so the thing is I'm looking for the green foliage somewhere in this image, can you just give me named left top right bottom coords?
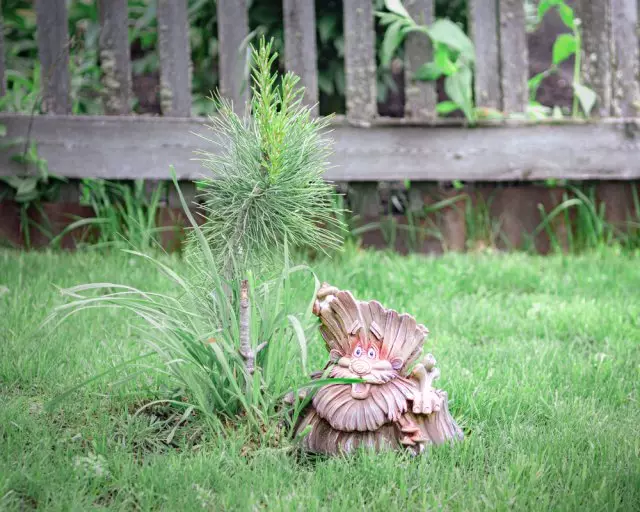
left=191, top=38, right=344, bottom=278
left=377, top=0, right=478, bottom=123
left=528, top=0, right=597, bottom=118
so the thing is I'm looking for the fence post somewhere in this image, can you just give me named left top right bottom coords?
left=498, top=0, right=528, bottom=113
left=35, top=0, right=70, bottom=114
left=343, top=0, right=377, bottom=124
left=283, top=0, right=319, bottom=116
left=611, top=0, right=640, bottom=117
left=217, top=0, right=250, bottom=115
left=404, top=0, right=436, bottom=119
left=469, top=0, right=502, bottom=110
left=98, top=0, right=132, bottom=115
left=157, top=0, right=192, bottom=117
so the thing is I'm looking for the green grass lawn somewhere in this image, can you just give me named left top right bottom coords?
left=1, top=247, right=639, bottom=511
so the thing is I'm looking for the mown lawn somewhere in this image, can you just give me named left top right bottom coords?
left=1, top=247, right=639, bottom=511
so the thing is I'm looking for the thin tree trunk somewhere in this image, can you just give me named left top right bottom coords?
left=238, top=279, right=254, bottom=375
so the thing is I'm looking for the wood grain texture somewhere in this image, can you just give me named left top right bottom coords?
left=98, top=0, right=132, bottom=115
left=0, top=9, right=5, bottom=97
left=283, top=0, right=319, bottom=116
left=610, top=0, right=640, bottom=117
left=576, top=1, right=612, bottom=117
left=498, top=0, right=528, bottom=113
left=403, top=0, right=436, bottom=119
left=217, top=0, right=249, bottom=115
left=343, top=0, right=377, bottom=124
left=1, top=114, right=639, bottom=181
left=157, top=0, right=191, bottom=117
left=35, top=0, right=70, bottom=114
left=469, top=0, right=501, bottom=110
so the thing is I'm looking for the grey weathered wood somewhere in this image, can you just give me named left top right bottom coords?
left=157, top=0, right=191, bottom=117
left=1, top=114, right=639, bottom=182
left=576, top=1, right=612, bottom=117
left=610, top=0, right=640, bottom=117
left=35, top=0, right=70, bottom=114
left=283, top=0, right=319, bottom=116
left=0, top=9, right=6, bottom=97
left=98, top=0, right=132, bottom=115
left=469, top=0, right=501, bottom=110
left=403, top=0, right=436, bottom=119
left=348, top=182, right=380, bottom=217
left=343, top=0, right=377, bottom=124
left=217, top=0, right=250, bottom=115
left=498, top=0, right=528, bottom=113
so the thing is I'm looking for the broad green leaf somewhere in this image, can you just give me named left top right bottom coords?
left=444, top=64, right=475, bottom=122
left=434, top=44, right=457, bottom=76
left=552, top=106, right=564, bottom=119
left=573, top=83, right=597, bottom=116
left=384, top=0, right=410, bottom=19
left=436, top=101, right=460, bottom=115
left=317, top=15, right=336, bottom=44
left=428, top=19, right=475, bottom=63
left=317, top=73, right=334, bottom=95
left=538, top=0, right=561, bottom=20
left=0, top=124, right=6, bottom=137
left=381, top=19, right=405, bottom=67
left=414, top=62, right=442, bottom=81
left=557, top=4, right=575, bottom=29
left=552, top=34, right=576, bottom=65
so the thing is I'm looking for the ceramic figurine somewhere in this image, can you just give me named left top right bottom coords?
left=293, top=283, right=464, bottom=455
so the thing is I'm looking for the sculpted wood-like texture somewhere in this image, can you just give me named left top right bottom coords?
left=293, top=283, right=464, bottom=455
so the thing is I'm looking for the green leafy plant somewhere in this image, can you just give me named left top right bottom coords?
left=528, top=0, right=597, bottom=118
left=377, top=0, right=478, bottom=123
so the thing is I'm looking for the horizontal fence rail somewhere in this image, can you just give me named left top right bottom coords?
left=0, top=0, right=638, bottom=181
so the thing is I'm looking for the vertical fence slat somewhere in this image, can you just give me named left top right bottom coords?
left=157, top=0, right=191, bottom=117
left=403, top=0, right=436, bottom=119
left=283, top=0, right=319, bottom=116
left=343, top=0, right=377, bottom=124
left=469, top=0, right=501, bottom=110
left=0, top=9, right=5, bottom=97
left=611, top=0, right=640, bottom=117
left=576, top=1, right=612, bottom=117
left=35, top=0, right=70, bottom=114
left=498, top=0, right=528, bottom=113
left=98, top=0, right=132, bottom=115
left=217, top=0, right=249, bottom=115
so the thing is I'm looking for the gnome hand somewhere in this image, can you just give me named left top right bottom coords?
left=410, top=354, right=443, bottom=415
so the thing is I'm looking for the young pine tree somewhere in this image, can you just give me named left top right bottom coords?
left=188, top=37, right=344, bottom=279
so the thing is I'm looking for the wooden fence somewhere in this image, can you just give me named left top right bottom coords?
left=0, top=0, right=639, bottom=252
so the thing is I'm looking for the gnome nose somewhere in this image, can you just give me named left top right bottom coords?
left=351, top=359, right=371, bottom=375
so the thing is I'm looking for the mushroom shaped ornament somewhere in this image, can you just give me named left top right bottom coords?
left=294, top=283, right=464, bottom=455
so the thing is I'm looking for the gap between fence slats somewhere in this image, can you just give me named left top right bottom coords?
left=403, top=0, right=436, bottom=119
left=98, top=0, right=132, bottom=115
left=217, top=0, right=249, bottom=115
left=157, top=0, right=191, bottom=117
left=498, top=0, right=528, bottom=113
left=610, top=0, right=640, bottom=117
left=343, top=0, right=377, bottom=124
left=469, top=0, right=501, bottom=110
left=576, top=1, right=612, bottom=117
left=283, top=0, right=319, bottom=117
left=35, top=0, right=70, bottom=114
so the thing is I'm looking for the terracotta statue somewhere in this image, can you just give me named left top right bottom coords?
left=292, top=283, right=464, bottom=455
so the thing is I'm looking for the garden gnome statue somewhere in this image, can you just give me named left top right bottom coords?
left=294, top=283, right=464, bottom=455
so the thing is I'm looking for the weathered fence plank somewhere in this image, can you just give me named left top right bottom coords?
left=1, top=114, right=639, bottom=181
left=469, top=0, right=501, bottom=110
left=576, top=1, right=612, bottom=117
left=98, top=0, right=132, bottom=115
left=498, top=0, right=528, bottom=113
left=343, top=0, right=377, bottom=124
left=283, top=0, right=319, bottom=116
left=157, top=0, right=191, bottom=117
left=217, top=0, right=249, bottom=114
left=35, top=0, right=70, bottom=114
left=403, top=0, right=436, bottom=119
left=610, top=0, right=640, bottom=117
left=0, top=9, right=5, bottom=97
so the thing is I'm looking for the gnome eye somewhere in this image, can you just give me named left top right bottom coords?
left=367, top=347, right=376, bottom=359
left=353, top=346, right=363, bottom=357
